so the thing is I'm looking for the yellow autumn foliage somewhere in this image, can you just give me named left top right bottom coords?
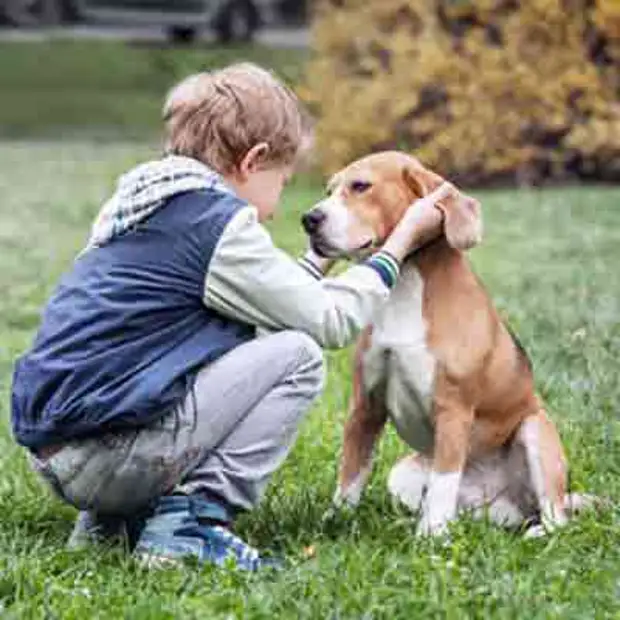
left=305, top=0, right=620, bottom=184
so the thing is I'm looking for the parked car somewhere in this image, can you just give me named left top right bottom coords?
left=1, top=0, right=69, bottom=25
left=0, top=0, right=281, bottom=43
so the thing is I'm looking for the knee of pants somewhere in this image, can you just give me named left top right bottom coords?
left=276, top=330, right=325, bottom=393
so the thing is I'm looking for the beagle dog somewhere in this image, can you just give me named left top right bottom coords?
left=305, top=151, right=595, bottom=538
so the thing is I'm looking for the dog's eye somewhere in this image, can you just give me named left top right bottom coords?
left=350, top=180, right=372, bottom=193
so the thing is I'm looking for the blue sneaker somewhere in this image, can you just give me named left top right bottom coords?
left=134, top=495, right=279, bottom=572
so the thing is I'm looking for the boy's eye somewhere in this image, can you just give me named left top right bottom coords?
left=350, top=180, right=372, bottom=193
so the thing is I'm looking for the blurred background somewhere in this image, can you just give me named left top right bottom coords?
left=0, top=0, right=308, bottom=43
left=0, top=8, right=618, bottom=615
left=0, top=0, right=310, bottom=144
left=0, top=0, right=618, bottom=183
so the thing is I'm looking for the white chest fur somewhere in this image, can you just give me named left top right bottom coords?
left=361, top=266, right=436, bottom=453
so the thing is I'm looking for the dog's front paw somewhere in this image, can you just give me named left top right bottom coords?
left=321, top=504, right=340, bottom=524
left=332, top=484, right=364, bottom=510
left=321, top=498, right=359, bottom=529
left=523, top=524, right=548, bottom=539
left=415, top=514, right=452, bottom=540
left=322, top=488, right=358, bottom=523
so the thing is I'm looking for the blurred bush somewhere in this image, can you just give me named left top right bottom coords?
left=304, top=0, right=620, bottom=185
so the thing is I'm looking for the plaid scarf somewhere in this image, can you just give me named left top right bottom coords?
left=87, top=155, right=233, bottom=249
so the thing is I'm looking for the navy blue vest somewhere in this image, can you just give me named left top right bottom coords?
left=11, top=189, right=255, bottom=449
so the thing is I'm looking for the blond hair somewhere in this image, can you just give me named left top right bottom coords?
left=163, top=63, right=310, bottom=173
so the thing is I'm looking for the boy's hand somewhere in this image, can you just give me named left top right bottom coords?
left=382, top=183, right=453, bottom=262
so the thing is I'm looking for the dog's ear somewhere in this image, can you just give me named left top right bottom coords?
left=402, top=165, right=427, bottom=200
left=435, top=191, right=483, bottom=250
left=403, top=163, right=482, bottom=251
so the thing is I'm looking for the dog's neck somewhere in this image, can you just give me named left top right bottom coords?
left=404, top=235, right=454, bottom=265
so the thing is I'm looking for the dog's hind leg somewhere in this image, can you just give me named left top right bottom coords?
left=459, top=451, right=528, bottom=528
left=564, top=492, right=604, bottom=516
left=515, top=409, right=569, bottom=537
left=389, top=451, right=529, bottom=529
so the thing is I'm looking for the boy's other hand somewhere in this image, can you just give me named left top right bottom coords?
left=382, top=183, right=452, bottom=261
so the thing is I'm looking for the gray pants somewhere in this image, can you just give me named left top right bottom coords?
left=33, top=331, right=324, bottom=516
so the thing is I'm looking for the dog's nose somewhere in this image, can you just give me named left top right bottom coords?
left=301, top=209, right=326, bottom=234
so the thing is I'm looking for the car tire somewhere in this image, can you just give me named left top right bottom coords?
left=167, top=25, right=198, bottom=45
left=213, top=0, right=261, bottom=43
left=59, top=0, right=80, bottom=23
left=2, top=0, right=62, bottom=26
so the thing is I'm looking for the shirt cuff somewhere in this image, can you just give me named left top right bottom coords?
left=363, top=250, right=401, bottom=289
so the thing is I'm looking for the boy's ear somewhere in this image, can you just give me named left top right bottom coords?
left=241, top=142, right=270, bottom=176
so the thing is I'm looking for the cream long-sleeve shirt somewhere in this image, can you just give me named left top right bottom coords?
left=203, top=206, right=399, bottom=349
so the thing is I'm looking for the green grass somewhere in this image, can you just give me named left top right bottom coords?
left=0, top=40, right=307, bottom=139
left=0, top=141, right=618, bottom=619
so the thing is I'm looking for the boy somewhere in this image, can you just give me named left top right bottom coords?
left=11, top=63, right=448, bottom=570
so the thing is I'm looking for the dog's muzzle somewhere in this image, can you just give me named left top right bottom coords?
left=301, top=209, right=327, bottom=235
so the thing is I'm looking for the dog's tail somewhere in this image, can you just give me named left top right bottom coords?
left=564, top=492, right=607, bottom=516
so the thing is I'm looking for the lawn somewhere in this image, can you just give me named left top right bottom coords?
left=0, top=40, right=307, bottom=139
left=0, top=140, right=618, bottom=619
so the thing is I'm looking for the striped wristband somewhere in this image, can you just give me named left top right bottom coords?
left=298, top=255, right=324, bottom=281
left=364, top=250, right=401, bottom=288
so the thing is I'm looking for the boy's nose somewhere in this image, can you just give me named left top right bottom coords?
left=301, top=209, right=326, bottom=234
